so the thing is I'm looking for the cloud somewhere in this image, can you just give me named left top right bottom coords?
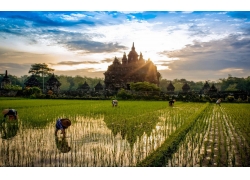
left=0, top=12, right=96, bottom=28
left=65, top=41, right=127, bottom=53
left=101, top=58, right=114, bottom=63
left=0, top=48, right=56, bottom=63
left=54, top=69, right=105, bottom=78
left=55, top=61, right=100, bottom=65
left=1, top=11, right=250, bottom=82
left=227, top=11, right=250, bottom=20
left=0, top=62, right=31, bottom=77
left=157, top=33, right=250, bottom=81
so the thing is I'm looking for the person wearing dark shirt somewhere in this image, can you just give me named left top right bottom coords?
left=1, top=109, right=18, bottom=124
left=55, top=118, right=71, bottom=138
left=169, top=99, right=175, bottom=106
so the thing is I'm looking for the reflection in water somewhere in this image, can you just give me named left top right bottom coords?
left=0, top=105, right=198, bottom=167
left=55, top=137, right=71, bottom=153
left=0, top=120, right=19, bottom=140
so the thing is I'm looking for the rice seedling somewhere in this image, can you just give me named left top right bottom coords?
left=1, top=99, right=249, bottom=167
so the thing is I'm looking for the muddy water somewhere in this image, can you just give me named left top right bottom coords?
left=0, top=113, right=183, bottom=167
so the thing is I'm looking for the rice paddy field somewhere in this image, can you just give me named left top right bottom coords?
left=0, top=98, right=250, bottom=167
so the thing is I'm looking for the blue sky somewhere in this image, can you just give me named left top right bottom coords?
left=0, top=1, right=250, bottom=82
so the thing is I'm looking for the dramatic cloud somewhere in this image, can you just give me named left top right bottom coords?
left=56, top=61, right=100, bottom=65
left=0, top=11, right=249, bottom=81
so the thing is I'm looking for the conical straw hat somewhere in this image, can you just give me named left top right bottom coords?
left=61, top=119, right=71, bottom=127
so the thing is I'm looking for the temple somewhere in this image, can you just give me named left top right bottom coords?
left=24, top=74, right=41, bottom=88
left=1, top=70, right=11, bottom=88
left=46, top=74, right=61, bottom=94
left=167, top=81, right=175, bottom=92
left=104, top=43, right=161, bottom=91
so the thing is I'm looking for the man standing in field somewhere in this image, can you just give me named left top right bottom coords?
left=112, top=99, right=118, bottom=107
left=216, top=98, right=222, bottom=106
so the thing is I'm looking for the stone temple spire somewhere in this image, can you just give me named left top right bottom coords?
left=132, top=42, right=135, bottom=51
left=128, top=42, right=138, bottom=63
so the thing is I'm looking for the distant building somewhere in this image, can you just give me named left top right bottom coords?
left=24, top=75, right=41, bottom=88
left=77, top=81, right=90, bottom=93
left=104, top=42, right=161, bottom=91
left=1, top=70, right=11, bottom=88
left=201, top=81, right=210, bottom=94
left=182, top=82, right=190, bottom=92
left=208, top=83, right=218, bottom=93
left=46, top=74, right=61, bottom=94
left=167, top=81, right=175, bottom=92
left=94, top=81, right=104, bottom=92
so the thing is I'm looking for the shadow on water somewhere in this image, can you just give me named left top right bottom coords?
left=55, top=137, right=71, bottom=153
left=0, top=119, right=19, bottom=140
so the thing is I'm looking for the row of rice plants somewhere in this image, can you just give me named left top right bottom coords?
left=137, top=102, right=209, bottom=167
left=166, top=103, right=250, bottom=167
left=221, top=104, right=250, bottom=166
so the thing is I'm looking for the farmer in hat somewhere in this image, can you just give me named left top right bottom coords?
left=112, top=99, right=118, bottom=107
left=1, top=109, right=18, bottom=123
left=169, top=99, right=175, bottom=107
left=216, top=98, right=222, bottom=106
left=55, top=118, right=71, bottom=138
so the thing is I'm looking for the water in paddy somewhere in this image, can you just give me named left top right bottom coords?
left=0, top=113, right=182, bottom=167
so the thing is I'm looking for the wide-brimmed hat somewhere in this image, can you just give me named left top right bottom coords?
left=61, top=119, right=71, bottom=127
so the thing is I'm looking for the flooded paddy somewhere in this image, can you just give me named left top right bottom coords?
left=0, top=99, right=201, bottom=167
left=2, top=99, right=248, bottom=167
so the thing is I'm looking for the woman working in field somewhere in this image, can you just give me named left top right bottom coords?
left=55, top=118, right=71, bottom=138
left=1, top=109, right=18, bottom=124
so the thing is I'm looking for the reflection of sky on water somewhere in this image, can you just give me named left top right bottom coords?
left=0, top=110, right=190, bottom=167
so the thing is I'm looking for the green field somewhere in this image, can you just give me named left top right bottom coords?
left=0, top=99, right=249, bottom=167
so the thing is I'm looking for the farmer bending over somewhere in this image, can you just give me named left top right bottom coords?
left=169, top=99, right=175, bottom=106
left=1, top=109, right=18, bottom=123
left=216, top=98, right=222, bottom=106
left=55, top=118, right=71, bottom=138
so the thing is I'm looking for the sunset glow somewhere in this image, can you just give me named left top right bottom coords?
left=0, top=2, right=249, bottom=81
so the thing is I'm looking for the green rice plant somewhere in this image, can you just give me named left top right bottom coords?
left=1, top=99, right=249, bottom=167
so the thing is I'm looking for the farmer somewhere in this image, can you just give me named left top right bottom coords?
left=55, top=136, right=71, bottom=153
left=216, top=98, right=222, bottom=106
left=55, top=118, right=71, bottom=138
left=112, top=99, right=118, bottom=107
left=2, top=109, right=18, bottom=123
left=169, top=99, right=175, bottom=106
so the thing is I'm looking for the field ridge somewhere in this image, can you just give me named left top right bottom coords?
left=136, top=102, right=210, bottom=167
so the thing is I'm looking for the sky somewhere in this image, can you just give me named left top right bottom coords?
left=0, top=1, right=250, bottom=82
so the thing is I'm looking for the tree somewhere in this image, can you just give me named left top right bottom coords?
left=28, top=63, right=54, bottom=76
left=130, top=82, right=160, bottom=92
left=28, top=63, right=54, bottom=93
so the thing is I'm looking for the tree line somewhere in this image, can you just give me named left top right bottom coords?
left=1, top=63, right=250, bottom=92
